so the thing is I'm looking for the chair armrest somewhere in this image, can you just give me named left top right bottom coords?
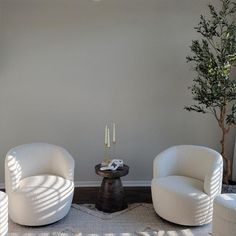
left=5, top=154, right=22, bottom=191
left=204, top=157, right=223, bottom=196
left=51, top=147, right=75, bottom=181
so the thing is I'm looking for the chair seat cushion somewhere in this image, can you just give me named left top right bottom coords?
left=212, top=194, right=236, bottom=236
left=19, top=175, right=72, bottom=197
left=9, top=175, right=74, bottom=226
left=214, top=194, right=236, bottom=220
left=151, top=175, right=211, bottom=226
left=156, top=175, right=204, bottom=196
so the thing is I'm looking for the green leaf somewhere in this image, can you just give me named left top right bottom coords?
left=186, top=0, right=236, bottom=121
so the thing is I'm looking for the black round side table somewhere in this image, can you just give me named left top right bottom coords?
left=95, top=164, right=129, bottom=213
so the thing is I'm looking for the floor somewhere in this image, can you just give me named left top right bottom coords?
left=8, top=203, right=212, bottom=236
left=72, top=187, right=152, bottom=204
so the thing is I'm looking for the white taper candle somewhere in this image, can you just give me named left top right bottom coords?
left=105, top=125, right=108, bottom=146
left=112, top=123, right=116, bottom=143
left=107, top=128, right=111, bottom=148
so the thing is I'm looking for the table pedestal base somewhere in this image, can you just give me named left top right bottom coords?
left=95, top=177, right=127, bottom=213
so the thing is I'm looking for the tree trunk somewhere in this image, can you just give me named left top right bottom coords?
left=220, top=121, right=231, bottom=184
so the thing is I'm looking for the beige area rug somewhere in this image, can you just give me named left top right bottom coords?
left=8, top=203, right=211, bottom=236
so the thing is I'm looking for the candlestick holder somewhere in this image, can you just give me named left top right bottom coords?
left=112, top=141, right=116, bottom=159
left=101, top=145, right=111, bottom=167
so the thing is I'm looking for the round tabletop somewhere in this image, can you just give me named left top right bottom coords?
left=95, top=164, right=129, bottom=178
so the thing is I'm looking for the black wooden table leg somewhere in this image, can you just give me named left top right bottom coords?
left=95, top=177, right=128, bottom=213
left=95, top=164, right=129, bottom=213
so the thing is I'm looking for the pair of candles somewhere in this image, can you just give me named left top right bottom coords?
left=105, top=123, right=116, bottom=148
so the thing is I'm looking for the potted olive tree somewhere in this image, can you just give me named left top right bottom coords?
left=185, top=0, right=236, bottom=188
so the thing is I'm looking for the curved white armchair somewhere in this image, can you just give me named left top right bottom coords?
left=5, top=143, right=74, bottom=226
left=151, top=145, right=223, bottom=226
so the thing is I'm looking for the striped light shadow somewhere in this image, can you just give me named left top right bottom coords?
left=0, top=193, right=8, bottom=236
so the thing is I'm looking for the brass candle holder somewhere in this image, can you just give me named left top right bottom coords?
left=102, top=126, right=111, bottom=167
left=102, top=123, right=116, bottom=167
left=101, top=144, right=111, bottom=167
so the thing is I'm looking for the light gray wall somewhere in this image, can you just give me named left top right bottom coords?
left=0, top=1, right=3, bottom=73
left=0, top=0, right=235, bottom=185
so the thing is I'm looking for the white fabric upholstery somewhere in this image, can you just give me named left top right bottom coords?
left=151, top=145, right=223, bottom=226
left=212, top=194, right=236, bottom=236
left=0, top=191, right=8, bottom=236
left=5, top=143, right=74, bottom=226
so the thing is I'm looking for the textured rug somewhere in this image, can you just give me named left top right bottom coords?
left=8, top=203, right=211, bottom=236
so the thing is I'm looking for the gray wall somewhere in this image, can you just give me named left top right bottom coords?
left=0, top=1, right=3, bottom=73
left=0, top=0, right=235, bottom=185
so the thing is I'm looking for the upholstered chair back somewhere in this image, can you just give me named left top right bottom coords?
left=5, top=143, right=75, bottom=226
left=153, top=145, right=223, bottom=196
left=5, top=143, right=74, bottom=191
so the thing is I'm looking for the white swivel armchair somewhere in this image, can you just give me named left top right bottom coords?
left=5, top=143, right=74, bottom=226
left=151, top=145, right=223, bottom=226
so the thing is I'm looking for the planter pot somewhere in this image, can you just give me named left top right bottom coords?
left=222, top=180, right=236, bottom=193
